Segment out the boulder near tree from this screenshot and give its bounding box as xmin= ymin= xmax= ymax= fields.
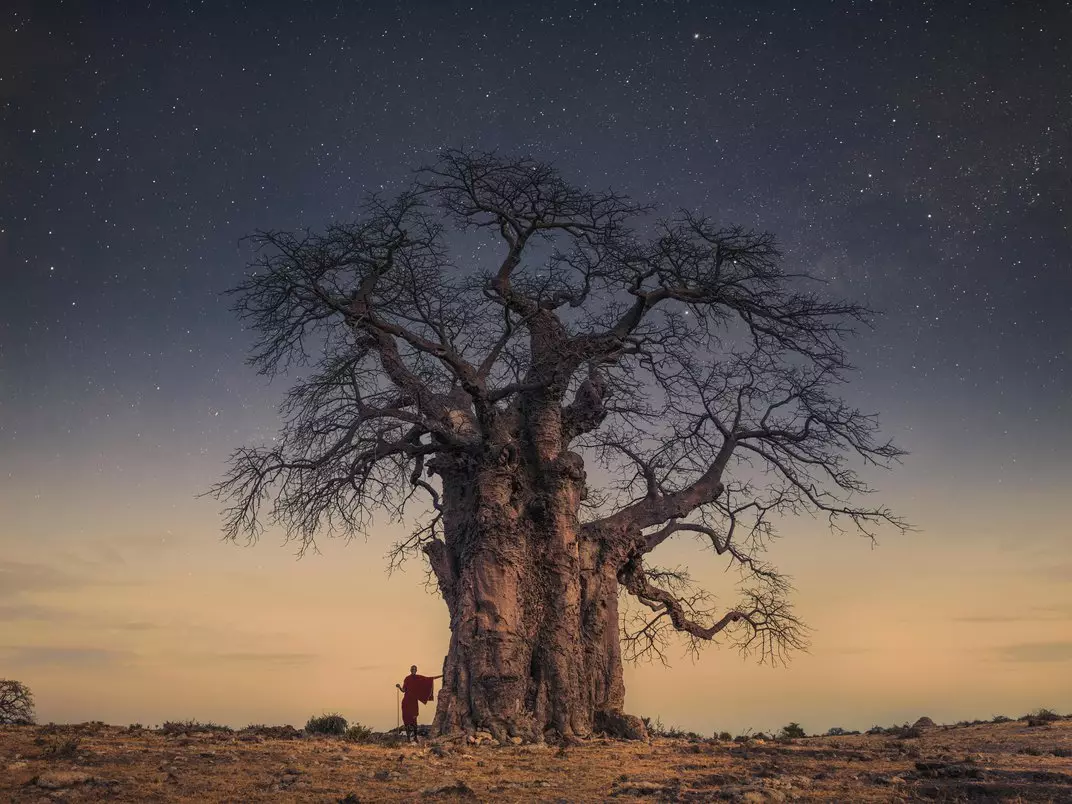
xmin=212 ymin=150 xmax=906 ymax=742
xmin=0 ymin=679 xmax=35 ymax=725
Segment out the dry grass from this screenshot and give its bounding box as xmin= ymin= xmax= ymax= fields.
xmin=2 ymin=717 xmax=1071 ymax=802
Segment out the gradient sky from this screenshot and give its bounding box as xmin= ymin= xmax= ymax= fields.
xmin=2 ymin=0 xmax=1069 ymax=735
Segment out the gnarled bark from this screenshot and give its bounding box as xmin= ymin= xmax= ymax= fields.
xmin=425 ymin=413 xmax=641 ymax=740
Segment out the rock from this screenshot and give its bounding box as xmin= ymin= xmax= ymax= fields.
xmin=614 ymin=781 xmax=668 ymax=795
xmin=719 ymin=785 xmax=787 ymax=803
xmin=474 ymin=730 xmax=494 ymax=742
xmin=421 ymin=780 xmax=477 ymax=799
xmin=594 ymin=710 xmax=648 ymax=740
xmin=912 ymin=716 xmax=937 ymax=731
xmin=34 ymin=771 xmax=95 ymax=789
xmin=509 ymin=736 xmax=523 ymax=745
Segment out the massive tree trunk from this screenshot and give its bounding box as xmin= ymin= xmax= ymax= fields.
xmin=423 ymin=396 xmax=645 ymax=742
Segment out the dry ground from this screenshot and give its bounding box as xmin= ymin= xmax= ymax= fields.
xmin=3 ymin=717 xmax=1071 ymax=802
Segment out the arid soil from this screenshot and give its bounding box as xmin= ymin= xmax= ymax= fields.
xmin=3 ymin=717 xmax=1071 ymax=802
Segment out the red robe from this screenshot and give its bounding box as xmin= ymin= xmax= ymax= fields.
xmin=401 ymin=674 xmax=434 ymax=726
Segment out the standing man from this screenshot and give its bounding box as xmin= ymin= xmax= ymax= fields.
xmin=396 ymin=665 xmax=441 ymax=742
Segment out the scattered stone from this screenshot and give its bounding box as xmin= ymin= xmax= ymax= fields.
xmin=718 ymin=785 xmax=787 ymax=804
xmin=421 ymin=779 xmax=477 ymax=799
xmin=509 ymin=736 xmax=523 ymax=745
xmin=914 ymin=760 xmax=982 ymax=779
xmin=34 ymin=771 xmax=95 ymax=790
xmin=611 ymin=780 xmax=669 ymax=796
xmin=594 ymin=710 xmax=649 ymax=741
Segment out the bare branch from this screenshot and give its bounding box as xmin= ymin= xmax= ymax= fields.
xmin=619 ymin=555 xmax=808 ymax=665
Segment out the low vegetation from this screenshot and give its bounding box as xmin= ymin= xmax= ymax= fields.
xmin=3 ymin=712 xmax=1070 ymax=802
xmin=159 ymin=720 xmax=233 ymax=736
xmin=304 ymin=713 xmax=349 ymax=736
xmin=38 ymin=735 xmax=80 ymax=759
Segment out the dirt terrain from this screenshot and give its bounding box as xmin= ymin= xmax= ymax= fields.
xmin=3 ymin=716 xmax=1071 ymax=802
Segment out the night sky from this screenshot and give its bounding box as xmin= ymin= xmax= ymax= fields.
xmin=2 ymin=1 xmax=1070 ymax=730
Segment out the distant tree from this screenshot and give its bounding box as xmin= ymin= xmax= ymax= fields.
xmin=0 ymin=680 xmax=35 ymax=724
xmin=779 ymin=722 xmax=807 ymax=739
xmin=213 ymin=150 xmax=906 ymax=741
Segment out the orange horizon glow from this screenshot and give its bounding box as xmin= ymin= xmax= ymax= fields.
xmin=3 ymin=426 xmax=1069 ymax=736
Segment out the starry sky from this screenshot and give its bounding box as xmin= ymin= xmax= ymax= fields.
xmin=2 ymin=0 xmax=1070 ymax=733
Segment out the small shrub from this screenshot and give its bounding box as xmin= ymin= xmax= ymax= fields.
xmin=664 ymin=726 xmax=702 ymax=740
xmin=779 ymin=722 xmax=806 ymax=739
xmin=1053 ymin=747 xmax=1072 ymax=758
xmin=717 ymin=731 xmax=733 ymax=741
xmin=344 ymin=723 xmax=373 ymax=742
xmin=641 ymin=716 xmax=665 ymax=737
xmin=991 ymin=715 xmax=1011 ymax=724
xmin=866 ymin=725 xmax=884 ymax=735
xmin=752 ymin=732 xmax=770 ymax=741
xmin=241 ymin=724 xmax=302 ymax=740
xmin=41 ymin=736 xmax=81 ymax=759
xmin=126 ymin=723 xmax=144 ymax=732
xmin=305 ymin=712 xmax=348 ymax=736
xmin=160 ymin=720 xmax=233 ymax=735
xmin=1021 ymin=708 xmax=1060 ymax=723
xmin=0 ymin=680 xmax=36 ymax=725
xmin=825 ymin=727 xmax=848 ymax=736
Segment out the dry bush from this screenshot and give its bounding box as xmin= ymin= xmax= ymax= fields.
xmin=305 ymin=713 xmax=348 ymax=736
xmin=1020 ymin=708 xmax=1061 ymax=723
xmin=40 ymin=736 xmax=81 ymax=759
xmin=344 ymin=723 xmax=374 ymax=742
xmin=160 ymin=720 xmax=233 ymax=735
xmin=241 ymin=724 xmax=303 ymax=739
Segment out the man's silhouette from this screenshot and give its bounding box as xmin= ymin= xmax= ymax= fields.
xmin=396 ymin=665 xmax=441 ymax=742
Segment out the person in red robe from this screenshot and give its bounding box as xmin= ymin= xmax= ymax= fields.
xmin=396 ymin=665 xmax=441 ymax=742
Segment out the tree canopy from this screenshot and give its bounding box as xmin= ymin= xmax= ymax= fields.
xmin=213 ymin=150 xmax=906 ymax=674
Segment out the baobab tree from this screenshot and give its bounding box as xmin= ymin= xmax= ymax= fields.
xmin=213 ymin=150 xmax=906 ymax=742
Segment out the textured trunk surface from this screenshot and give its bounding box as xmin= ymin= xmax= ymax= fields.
xmin=426 ymin=443 xmax=643 ymax=742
